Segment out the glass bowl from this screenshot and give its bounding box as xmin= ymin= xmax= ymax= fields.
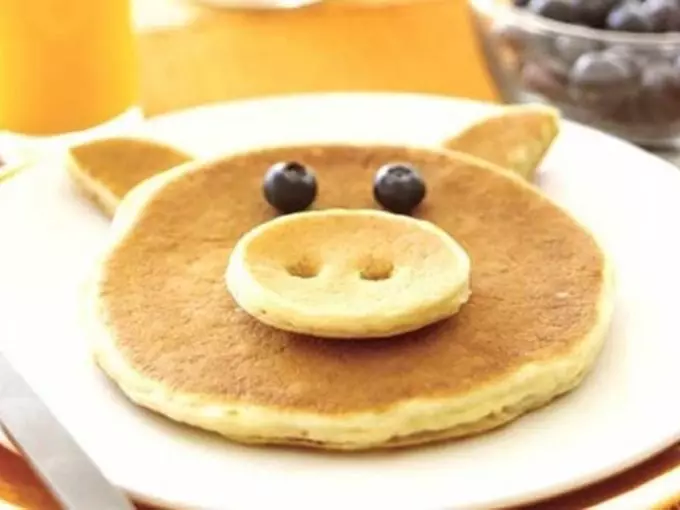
xmin=469 ymin=0 xmax=680 ymax=148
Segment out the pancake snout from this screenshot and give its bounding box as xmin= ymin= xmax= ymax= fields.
xmin=225 ymin=209 xmax=472 ymax=339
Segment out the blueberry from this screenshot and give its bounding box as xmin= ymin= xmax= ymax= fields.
xmin=554 ymin=36 xmax=603 ymax=66
xmin=263 ymin=162 xmax=317 ymax=214
xmin=642 ymin=0 xmax=680 ymax=32
xmin=606 ymin=1 xmax=654 ymax=32
xmin=570 ymin=50 xmax=639 ymax=88
xmin=569 ymin=50 xmax=640 ymax=113
xmin=643 ymin=62 xmax=680 ymax=96
xmin=373 ymin=163 xmax=426 ymax=215
xmin=571 ymin=0 xmax=619 ymax=27
xmin=527 ymin=0 xmax=577 ymax=23
xmin=602 ymin=46 xmax=642 ymax=75
xmin=640 ymin=62 xmax=680 ymax=120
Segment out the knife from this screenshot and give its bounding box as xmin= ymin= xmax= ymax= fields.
xmin=0 ymin=351 xmax=134 ymax=510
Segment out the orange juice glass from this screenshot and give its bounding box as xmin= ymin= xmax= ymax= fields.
xmin=0 ymin=0 xmax=138 ymax=135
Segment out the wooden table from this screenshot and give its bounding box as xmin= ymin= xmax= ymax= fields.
xmin=0 ymin=0 xmax=678 ymax=507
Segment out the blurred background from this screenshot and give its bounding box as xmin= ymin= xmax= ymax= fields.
xmin=134 ymin=0 xmax=502 ymax=116
xmin=4 ymin=0 xmax=680 ymax=153
xmin=1 ymin=0 xmax=499 ymax=138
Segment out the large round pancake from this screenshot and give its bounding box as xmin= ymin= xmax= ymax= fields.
xmin=90 ymin=144 xmax=614 ymax=450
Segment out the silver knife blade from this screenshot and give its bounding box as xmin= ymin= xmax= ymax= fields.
xmin=0 ymin=351 xmax=134 ymax=510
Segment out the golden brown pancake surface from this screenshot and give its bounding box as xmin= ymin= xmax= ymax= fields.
xmin=98 ymin=144 xmax=605 ymax=415
xmin=68 ymin=137 xmax=193 ymax=207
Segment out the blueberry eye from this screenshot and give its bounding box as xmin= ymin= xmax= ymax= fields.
xmin=263 ymin=162 xmax=318 ymax=214
xmin=373 ymin=163 xmax=426 ymax=215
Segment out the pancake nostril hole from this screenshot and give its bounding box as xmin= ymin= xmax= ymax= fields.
xmin=286 ymin=257 xmax=320 ymax=279
xmin=359 ymin=258 xmax=394 ymax=281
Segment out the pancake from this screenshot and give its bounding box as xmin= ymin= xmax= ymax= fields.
xmin=442 ymin=104 xmax=560 ymax=181
xmin=226 ymin=209 xmax=472 ymax=338
xmin=89 ymin=144 xmax=614 ymax=450
xmin=67 ymin=137 xmax=193 ymax=216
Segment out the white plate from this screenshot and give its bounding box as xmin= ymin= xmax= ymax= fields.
xmin=0 ymin=93 xmax=678 ymax=510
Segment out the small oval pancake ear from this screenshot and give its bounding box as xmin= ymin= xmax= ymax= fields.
xmin=441 ymin=104 xmax=560 ymax=182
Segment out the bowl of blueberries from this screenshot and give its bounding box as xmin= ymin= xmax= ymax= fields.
xmin=469 ymin=0 xmax=680 ymax=147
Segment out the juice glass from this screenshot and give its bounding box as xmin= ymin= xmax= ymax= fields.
xmin=0 ymin=0 xmax=139 ymax=136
